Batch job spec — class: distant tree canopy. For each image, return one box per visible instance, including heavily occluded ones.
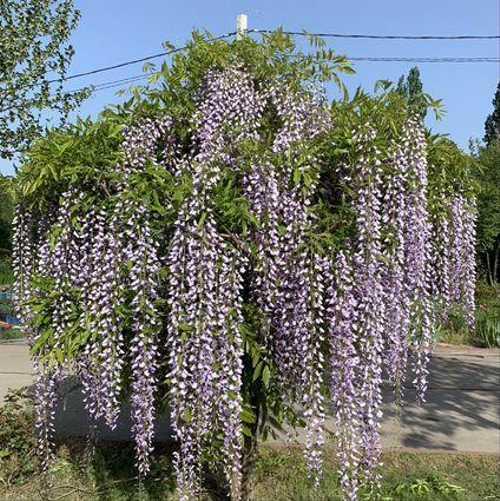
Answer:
[0,0,89,160]
[472,81,500,284]
[484,81,500,147]
[0,176,13,255]
[473,142,500,283]
[397,66,427,119]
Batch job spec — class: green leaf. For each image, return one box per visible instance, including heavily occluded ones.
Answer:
[241,408,257,424]
[293,168,302,185]
[242,424,252,437]
[262,366,271,388]
[252,361,263,381]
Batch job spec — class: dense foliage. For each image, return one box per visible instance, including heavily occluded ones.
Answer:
[11,34,477,500]
[396,67,427,119]
[483,81,500,147]
[0,0,88,159]
[0,176,14,284]
[475,82,500,284]
[0,176,13,254]
[471,143,500,284]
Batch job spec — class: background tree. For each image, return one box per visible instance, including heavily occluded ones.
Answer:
[0,175,14,283]
[0,177,13,255]
[471,142,500,284]
[483,82,500,147]
[397,66,427,119]
[0,0,89,160]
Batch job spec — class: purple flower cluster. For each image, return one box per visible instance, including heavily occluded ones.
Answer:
[327,250,362,499]
[12,206,35,332]
[343,126,386,491]
[243,87,332,485]
[125,201,162,476]
[166,67,265,499]
[327,119,441,498]
[382,145,411,399]
[431,200,452,315]
[167,202,246,499]
[82,207,125,428]
[447,195,477,328]
[267,83,332,153]
[401,118,434,403]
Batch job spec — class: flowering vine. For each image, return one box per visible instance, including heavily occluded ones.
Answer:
[12,57,478,501]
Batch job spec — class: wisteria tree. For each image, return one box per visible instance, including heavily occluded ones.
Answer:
[11,33,477,500]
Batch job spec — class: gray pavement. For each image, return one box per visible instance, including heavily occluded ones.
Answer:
[1,341,499,454]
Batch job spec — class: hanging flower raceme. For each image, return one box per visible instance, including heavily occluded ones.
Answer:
[448,194,477,329]
[327,250,362,500]
[123,200,162,477]
[50,190,83,349]
[191,65,265,185]
[167,199,246,500]
[243,163,281,318]
[121,117,174,177]
[382,145,411,398]
[461,197,477,330]
[12,205,36,336]
[302,254,330,484]
[351,126,385,487]
[81,207,126,429]
[401,117,434,403]
[267,84,332,153]
[431,199,452,317]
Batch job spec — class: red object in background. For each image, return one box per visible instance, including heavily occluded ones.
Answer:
[0,321,12,331]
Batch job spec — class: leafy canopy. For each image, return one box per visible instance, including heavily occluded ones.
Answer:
[0,0,89,160]
[484,81,500,147]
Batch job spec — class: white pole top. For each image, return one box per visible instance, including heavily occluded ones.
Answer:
[236,14,248,40]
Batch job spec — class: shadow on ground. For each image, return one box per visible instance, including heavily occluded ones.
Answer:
[380,352,499,452]
[28,348,498,454]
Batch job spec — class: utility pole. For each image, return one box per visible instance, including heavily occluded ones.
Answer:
[236,14,248,40]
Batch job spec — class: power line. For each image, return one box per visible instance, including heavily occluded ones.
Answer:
[250,28,500,40]
[348,56,499,63]
[65,55,499,99]
[48,29,500,86]
[2,28,499,110]
[90,74,151,91]
[49,32,237,85]
[10,32,237,93]
[3,28,499,98]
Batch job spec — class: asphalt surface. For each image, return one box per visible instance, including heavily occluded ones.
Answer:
[0,341,498,454]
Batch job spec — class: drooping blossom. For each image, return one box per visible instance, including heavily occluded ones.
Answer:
[401,118,434,403]
[125,200,162,476]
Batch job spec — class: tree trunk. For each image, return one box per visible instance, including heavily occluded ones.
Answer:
[486,252,494,286]
[241,434,258,500]
[493,239,499,283]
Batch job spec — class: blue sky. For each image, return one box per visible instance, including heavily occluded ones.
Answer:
[1,0,498,175]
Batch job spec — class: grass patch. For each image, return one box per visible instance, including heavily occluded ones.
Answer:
[0,392,497,501]
[252,448,499,500]
[438,282,500,348]
[0,259,13,286]
[1,444,498,500]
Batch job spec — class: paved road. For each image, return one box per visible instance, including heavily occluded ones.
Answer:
[1,341,498,454]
